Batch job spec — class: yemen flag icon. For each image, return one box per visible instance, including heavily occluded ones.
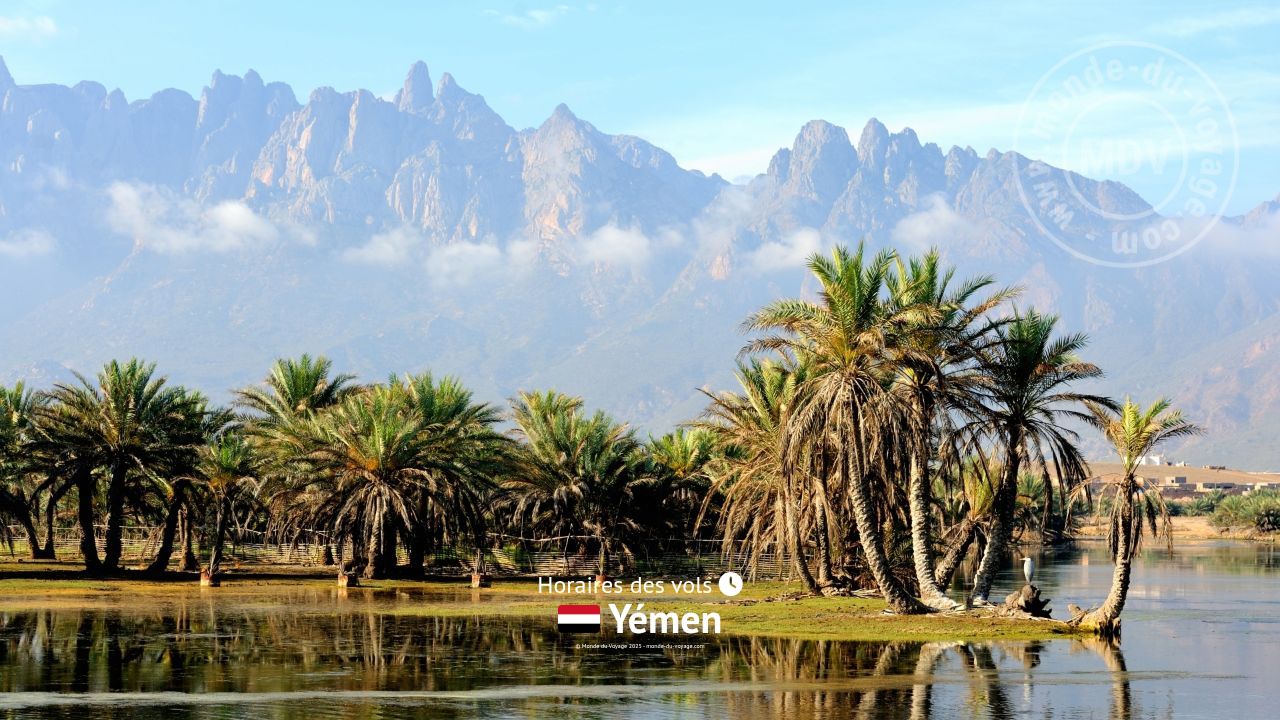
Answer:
[557,604,602,633]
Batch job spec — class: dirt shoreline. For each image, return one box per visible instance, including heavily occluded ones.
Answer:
[1078,515,1271,541]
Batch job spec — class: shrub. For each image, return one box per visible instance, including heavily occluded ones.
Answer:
[1210,490,1280,535]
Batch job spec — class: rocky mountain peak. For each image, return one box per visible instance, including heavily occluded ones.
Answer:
[776,119,859,206]
[395,61,433,114]
[0,56,13,90]
[539,103,591,137]
[435,72,463,100]
[856,117,890,166]
[793,120,854,157]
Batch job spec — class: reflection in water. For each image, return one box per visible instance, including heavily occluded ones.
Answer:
[0,602,1133,720]
[0,540,1276,718]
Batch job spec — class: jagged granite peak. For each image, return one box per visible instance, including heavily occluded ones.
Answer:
[395,61,433,114]
[549,102,579,123]
[0,55,12,90]
[72,81,108,106]
[430,72,514,147]
[779,119,858,204]
[856,117,890,168]
[190,68,299,201]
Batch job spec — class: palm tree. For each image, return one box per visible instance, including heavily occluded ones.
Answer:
[394,372,508,576]
[267,383,484,579]
[745,243,927,613]
[699,359,819,588]
[195,431,261,578]
[36,360,208,574]
[968,311,1110,602]
[1076,397,1199,636]
[887,249,1017,608]
[647,427,721,541]
[236,354,358,426]
[505,390,649,578]
[0,383,48,558]
[238,354,358,565]
[145,399,234,574]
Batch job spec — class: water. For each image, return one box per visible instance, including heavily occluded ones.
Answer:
[0,541,1276,718]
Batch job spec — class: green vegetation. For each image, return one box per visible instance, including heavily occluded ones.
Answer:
[0,243,1201,637]
[1211,490,1280,535]
[1169,490,1226,517]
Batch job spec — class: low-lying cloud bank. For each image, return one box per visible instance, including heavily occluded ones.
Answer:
[105,182,314,253]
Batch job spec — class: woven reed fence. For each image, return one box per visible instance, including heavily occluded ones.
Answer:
[3,525,795,578]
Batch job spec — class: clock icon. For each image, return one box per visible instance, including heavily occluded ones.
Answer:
[718,571,744,597]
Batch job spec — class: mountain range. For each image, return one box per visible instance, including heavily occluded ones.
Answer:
[2,58,1279,467]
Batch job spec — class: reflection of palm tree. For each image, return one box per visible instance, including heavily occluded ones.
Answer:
[1081,637,1131,720]
[909,642,954,720]
[954,643,1012,720]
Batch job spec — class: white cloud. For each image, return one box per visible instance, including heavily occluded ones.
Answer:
[0,15,57,39]
[342,226,420,265]
[425,240,505,286]
[748,228,823,272]
[1193,207,1280,257]
[105,182,296,253]
[1148,7,1280,37]
[484,5,570,29]
[890,194,982,250]
[577,224,652,268]
[343,226,529,286]
[0,229,56,258]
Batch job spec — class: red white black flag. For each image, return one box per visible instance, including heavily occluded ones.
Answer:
[557,604,601,633]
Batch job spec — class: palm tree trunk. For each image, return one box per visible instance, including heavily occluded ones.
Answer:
[101,463,127,572]
[384,517,399,576]
[908,446,957,609]
[847,421,927,614]
[971,428,1022,601]
[1040,469,1056,543]
[39,483,68,560]
[784,470,820,594]
[1080,490,1134,637]
[207,494,230,577]
[814,482,835,586]
[934,518,977,590]
[146,480,188,573]
[74,468,102,573]
[178,508,200,572]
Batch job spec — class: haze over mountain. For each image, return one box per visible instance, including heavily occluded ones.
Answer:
[2,58,1279,467]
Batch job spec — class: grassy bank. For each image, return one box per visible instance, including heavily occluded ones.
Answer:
[0,561,1084,643]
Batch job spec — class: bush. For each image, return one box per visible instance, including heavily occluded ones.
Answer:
[1171,490,1225,517]
[1210,490,1280,534]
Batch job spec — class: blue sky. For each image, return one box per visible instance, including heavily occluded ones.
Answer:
[1,0,1277,212]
